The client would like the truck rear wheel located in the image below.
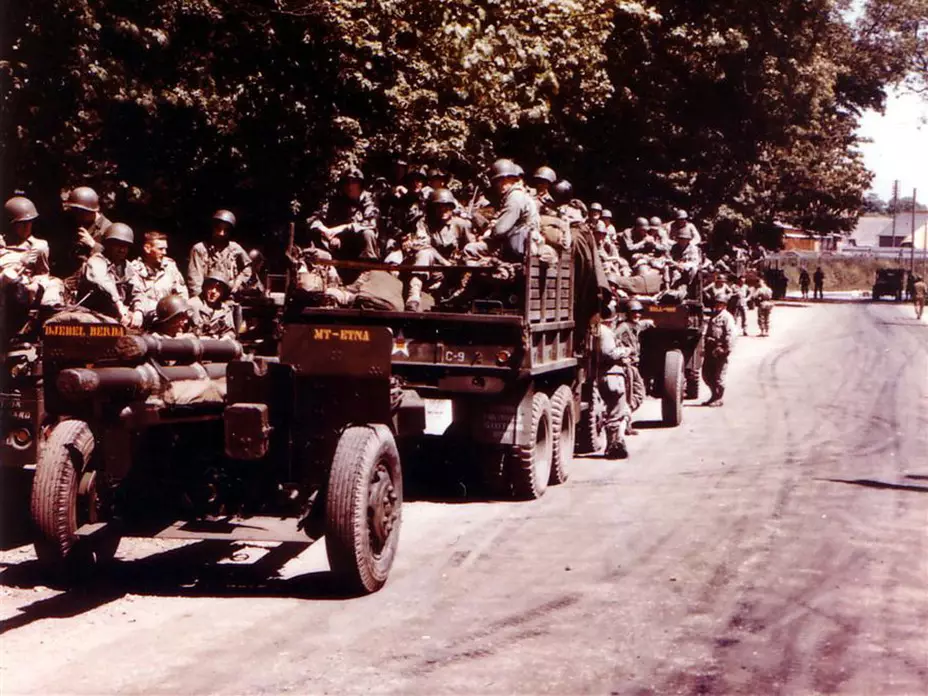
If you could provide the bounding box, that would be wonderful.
[325,424,402,595]
[510,392,553,500]
[30,420,119,575]
[576,384,606,454]
[662,350,684,427]
[549,385,575,485]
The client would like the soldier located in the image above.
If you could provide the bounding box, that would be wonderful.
[702,295,736,406]
[600,209,618,240]
[618,299,651,435]
[187,209,251,297]
[596,303,635,458]
[666,226,702,292]
[189,272,239,340]
[77,222,143,327]
[753,277,774,336]
[463,159,539,264]
[703,273,733,307]
[2,197,50,276]
[913,275,927,320]
[530,166,557,215]
[63,186,111,268]
[151,295,192,338]
[551,180,586,224]
[812,266,825,300]
[238,249,267,296]
[588,202,603,226]
[131,231,188,321]
[668,210,701,246]
[619,217,661,261]
[730,275,750,336]
[797,266,811,298]
[307,167,380,261]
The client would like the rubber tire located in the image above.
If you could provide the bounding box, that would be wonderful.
[325,424,402,595]
[548,385,575,485]
[510,392,553,501]
[576,384,607,454]
[30,420,118,574]
[662,350,684,427]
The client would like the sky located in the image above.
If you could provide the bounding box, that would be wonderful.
[856,90,928,203]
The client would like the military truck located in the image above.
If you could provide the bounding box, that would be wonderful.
[30,310,403,594]
[872,268,904,301]
[282,247,600,499]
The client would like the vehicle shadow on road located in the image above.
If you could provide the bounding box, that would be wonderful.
[0,540,360,633]
[818,477,928,493]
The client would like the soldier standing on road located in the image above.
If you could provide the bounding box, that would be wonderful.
[730,276,750,336]
[799,267,811,299]
[78,222,143,327]
[813,266,825,300]
[702,295,736,407]
[187,210,251,297]
[596,303,635,458]
[913,275,927,320]
[189,272,239,340]
[753,277,774,336]
[62,186,111,273]
[131,231,188,322]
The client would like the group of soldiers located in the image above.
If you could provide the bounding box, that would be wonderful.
[1,189,252,340]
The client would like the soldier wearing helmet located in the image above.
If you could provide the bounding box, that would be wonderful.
[669,209,701,245]
[152,295,191,337]
[78,222,143,327]
[549,180,585,224]
[666,224,702,290]
[619,217,659,260]
[187,209,251,297]
[595,301,636,458]
[131,231,188,322]
[307,167,380,262]
[530,166,557,214]
[189,272,239,340]
[588,202,603,226]
[702,293,737,407]
[63,186,111,267]
[3,196,50,277]
[463,159,539,264]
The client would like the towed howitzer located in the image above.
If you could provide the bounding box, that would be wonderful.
[56,362,229,401]
[112,334,242,364]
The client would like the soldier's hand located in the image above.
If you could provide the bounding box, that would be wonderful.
[130,311,144,329]
[77,228,96,249]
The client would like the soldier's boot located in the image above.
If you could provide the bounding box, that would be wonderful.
[604,420,629,459]
[405,277,424,312]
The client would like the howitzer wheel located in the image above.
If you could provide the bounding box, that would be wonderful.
[549,385,575,485]
[30,420,119,576]
[325,424,402,595]
[576,384,606,454]
[510,392,553,500]
[662,350,684,427]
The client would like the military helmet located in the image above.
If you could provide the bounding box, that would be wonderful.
[64,186,100,213]
[490,158,521,181]
[5,196,38,223]
[103,222,134,245]
[590,202,603,213]
[627,299,644,313]
[552,180,574,203]
[407,166,427,181]
[601,209,613,220]
[634,217,649,228]
[649,216,663,227]
[203,271,231,294]
[676,227,693,240]
[248,248,265,264]
[427,188,457,207]
[212,209,237,227]
[675,209,689,221]
[339,167,365,183]
[154,295,189,326]
[426,167,448,180]
[532,166,557,184]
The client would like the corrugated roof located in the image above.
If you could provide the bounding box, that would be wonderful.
[851,213,928,247]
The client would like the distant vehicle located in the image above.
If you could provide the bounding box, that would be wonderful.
[872,268,904,301]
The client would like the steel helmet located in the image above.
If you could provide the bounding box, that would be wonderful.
[627,299,644,313]
[552,180,574,203]
[490,159,521,181]
[5,196,38,223]
[154,295,189,326]
[590,202,603,213]
[203,271,231,295]
[407,167,427,181]
[427,188,457,207]
[675,209,689,220]
[601,209,613,220]
[103,222,134,245]
[339,167,365,183]
[212,209,237,227]
[426,167,448,181]
[649,216,663,227]
[676,227,693,240]
[532,166,557,184]
[634,217,649,228]
[64,186,100,212]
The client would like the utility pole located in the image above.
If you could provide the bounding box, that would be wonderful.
[890,179,898,251]
[911,188,917,274]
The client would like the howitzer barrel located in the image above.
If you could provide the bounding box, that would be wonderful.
[114,335,242,364]
[57,363,229,400]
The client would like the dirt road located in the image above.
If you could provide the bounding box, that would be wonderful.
[2,301,926,695]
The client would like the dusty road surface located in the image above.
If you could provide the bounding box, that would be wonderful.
[2,301,926,695]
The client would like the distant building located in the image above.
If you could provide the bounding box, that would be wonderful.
[849,214,928,249]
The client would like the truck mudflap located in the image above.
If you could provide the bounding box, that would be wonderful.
[456,383,534,447]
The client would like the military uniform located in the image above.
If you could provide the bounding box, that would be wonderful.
[307,190,380,260]
[813,268,824,300]
[730,281,750,335]
[188,296,238,341]
[753,283,774,335]
[799,269,811,299]
[464,182,539,263]
[702,307,736,405]
[187,240,250,297]
[913,279,926,319]
[78,252,141,322]
[131,256,188,316]
[1,234,50,276]
[597,321,635,457]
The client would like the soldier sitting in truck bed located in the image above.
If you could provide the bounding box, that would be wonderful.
[78,222,144,328]
[189,272,239,341]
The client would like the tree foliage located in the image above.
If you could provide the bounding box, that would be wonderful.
[1,0,925,244]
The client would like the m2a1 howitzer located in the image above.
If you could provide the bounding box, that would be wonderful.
[31,316,404,595]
